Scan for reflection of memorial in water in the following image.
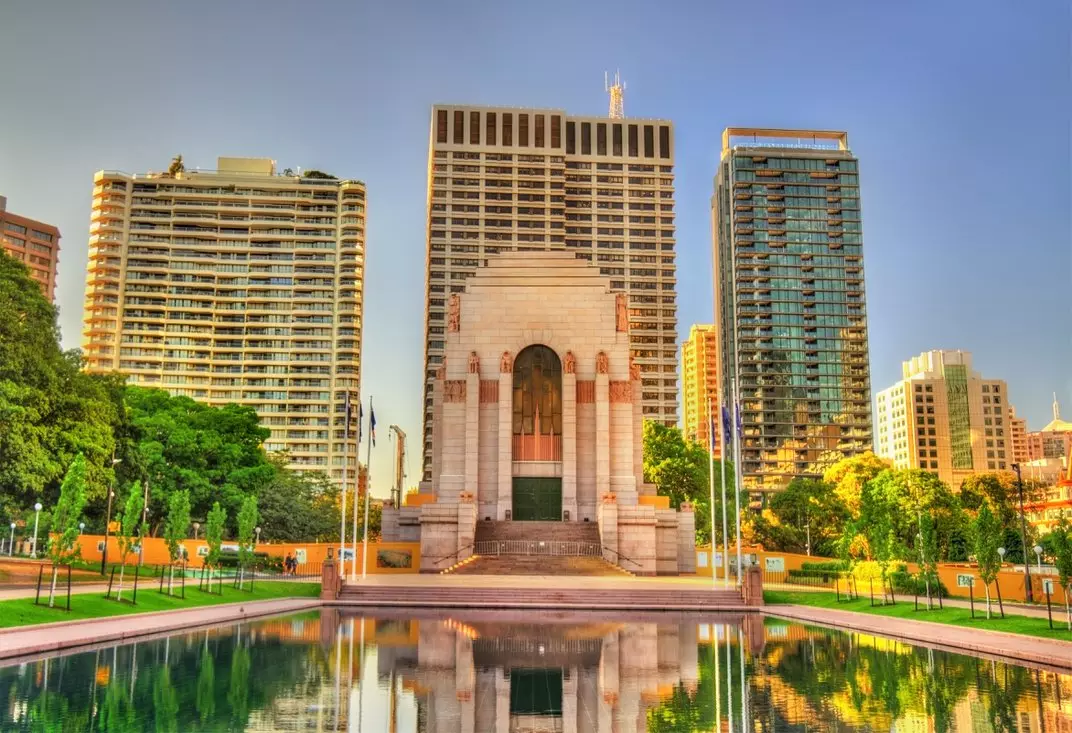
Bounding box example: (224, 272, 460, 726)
(374, 614, 719, 733)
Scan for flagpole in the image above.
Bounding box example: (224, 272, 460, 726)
(361, 397, 374, 580)
(340, 393, 350, 579)
(706, 399, 717, 590)
(719, 396, 730, 589)
(350, 394, 361, 582)
(732, 377, 743, 588)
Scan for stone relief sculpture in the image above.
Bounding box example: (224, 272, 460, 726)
(615, 293, 628, 332)
(596, 351, 609, 375)
(447, 294, 461, 332)
(629, 354, 641, 381)
(468, 351, 480, 374)
(500, 351, 513, 373)
(564, 351, 576, 374)
(444, 380, 467, 402)
(609, 381, 633, 403)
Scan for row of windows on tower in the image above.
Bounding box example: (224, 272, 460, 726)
(436, 110, 671, 159)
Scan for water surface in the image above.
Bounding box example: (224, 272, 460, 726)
(1, 609, 1068, 731)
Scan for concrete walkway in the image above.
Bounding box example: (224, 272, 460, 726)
(0, 597, 320, 661)
(767, 604, 1072, 673)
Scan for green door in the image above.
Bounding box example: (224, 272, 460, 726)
(509, 669, 563, 716)
(512, 478, 562, 521)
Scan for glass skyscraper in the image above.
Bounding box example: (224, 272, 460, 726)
(712, 128, 872, 495)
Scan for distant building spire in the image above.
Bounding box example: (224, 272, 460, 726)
(1054, 391, 1061, 421)
(605, 70, 625, 119)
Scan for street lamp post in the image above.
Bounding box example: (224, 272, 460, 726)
(1012, 463, 1033, 602)
(30, 503, 43, 558)
(1034, 544, 1044, 577)
(78, 522, 85, 536)
(192, 522, 200, 540)
(8, 522, 14, 556)
(255, 526, 261, 548)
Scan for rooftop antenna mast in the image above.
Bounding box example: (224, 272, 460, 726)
(605, 70, 625, 119)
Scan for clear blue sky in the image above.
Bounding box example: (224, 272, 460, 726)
(1, 0, 1069, 494)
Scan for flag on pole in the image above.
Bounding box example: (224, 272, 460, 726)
(734, 400, 743, 438)
(370, 401, 377, 447)
(358, 402, 364, 445)
(721, 404, 732, 442)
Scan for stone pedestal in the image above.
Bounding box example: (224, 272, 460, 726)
(320, 556, 340, 600)
(743, 564, 764, 606)
(420, 504, 460, 572)
(676, 503, 697, 574)
(616, 505, 657, 575)
(597, 494, 618, 565)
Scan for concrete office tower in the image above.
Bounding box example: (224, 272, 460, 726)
(0, 195, 61, 300)
(81, 157, 366, 483)
(712, 128, 871, 494)
(680, 324, 721, 455)
(421, 105, 678, 478)
(1008, 406, 1029, 465)
(875, 350, 1011, 487)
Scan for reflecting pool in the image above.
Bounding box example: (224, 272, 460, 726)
(1, 609, 1069, 731)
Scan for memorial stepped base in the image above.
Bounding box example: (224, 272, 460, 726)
(337, 583, 747, 611)
(474, 520, 602, 545)
(445, 555, 632, 577)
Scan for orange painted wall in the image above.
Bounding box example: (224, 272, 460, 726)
(73, 535, 421, 574)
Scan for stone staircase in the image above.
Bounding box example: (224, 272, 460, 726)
(474, 520, 601, 544)
(447, 555, 631, 577)
(336, 583, 746, 610)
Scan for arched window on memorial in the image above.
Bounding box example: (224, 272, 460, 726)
(512, 345, 563, 461)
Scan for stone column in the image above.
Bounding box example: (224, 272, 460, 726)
(562, 351, 578, 521)
(456, 631, 475, 733)
(631, 358, 647, 494)
(464, 353, 480, 495)
(598, 494, 618, 566)
(595, 351, 610, 498)
(497, 352, 513, 520)
(676, 503, 697, 574)
(563, 666, 579, 733)
(431, 369, 444, 489)
(494, 669, 510, 731)
(599, 631, 619, 733)
(678, 623, 699, 693)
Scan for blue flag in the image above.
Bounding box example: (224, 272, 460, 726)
(734, 401, 743, 437)
(721, 405, 732, 440)
(369, 401, 377, 447)
(358, 402, 364, 445)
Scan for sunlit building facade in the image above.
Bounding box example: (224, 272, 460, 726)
(0, 195, 61, 301)
(712, 128, 871, 494)
(81, 157, 366, 483)
(681, 324, 721, 454)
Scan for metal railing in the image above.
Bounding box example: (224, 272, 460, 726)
(473, 540, 602, 557)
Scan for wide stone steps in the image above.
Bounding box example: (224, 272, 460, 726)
(447, 555, 631, 577)
(475, 520, 602, 543)
(336, 584, 746, 611)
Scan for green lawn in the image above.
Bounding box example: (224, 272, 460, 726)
(765, 589, 1072, 642)
(0, 580, 320, 629)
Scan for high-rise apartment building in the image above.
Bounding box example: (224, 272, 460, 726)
(82, 157, 366, 483)
(0, 195, 61, 300)
(1008, 406, 1029, 465)
(875, 350, 1010, 487)
(681, 324, 721, 454)
(421, 105, 678, 478)
(712, 128, 871, 493)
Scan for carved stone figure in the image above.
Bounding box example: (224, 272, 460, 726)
(615, 293, 628, 332)
(609, 381, 633, 403)
(564, 351, 576, 374)
(629, 355, 641, 381)
(444, 380, 466, 402)
(500, 351, 513, 373)
(447, 294, 461, 332)
(468, 351, 480, 374)
(596, 351, 609, 375)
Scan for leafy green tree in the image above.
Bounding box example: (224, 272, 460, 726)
(114, 486, 146, 601)
(864, 469, 967, 561)
(822, 452, 889, 519)
(918, 512, 940, 609)
(205, 501, 227, 585)
(643, 420, 736, 545)
(45, 454, 89, 606)
(750, 478, 847, 556)
(164, 489, 191, 594)
(973, 504, 1001, 618)
(196, 643, 216, 723)
(236, 495, 259, 585)
(1048, 519, 1072, 629)
(0, 252, 118, 517)
(255, 463, 341, 541)
(124, 387, 274, 533)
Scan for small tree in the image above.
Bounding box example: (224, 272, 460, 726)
(973, 504, 1001, 619)
(46, 455, 89, 607)
(163, 490, 191, 595)
(866, 501, 897, 603)
(204, 502, 226, 592)
(114, 486, 146, 602)
(919, 512, 940, 609)
(1049, 520, 1072, 630)
(235, 495, 259, 589)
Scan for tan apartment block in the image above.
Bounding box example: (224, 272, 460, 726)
(681, 324, 721, 455)
(81, 157, 366, 483)
(1008, 406, 1029, 465)
(421, 105, 678, 478)
(0, 195, 61, 300)
(876, 350, 1010, 488)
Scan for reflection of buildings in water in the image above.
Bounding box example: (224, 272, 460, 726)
(380, 617, 705, 733)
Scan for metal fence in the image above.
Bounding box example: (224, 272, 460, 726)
(473, 540, 603, 557)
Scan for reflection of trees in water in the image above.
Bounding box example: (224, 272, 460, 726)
(0, 623, 331, 731)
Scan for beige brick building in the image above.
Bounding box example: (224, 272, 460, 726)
(875, 350, 1010, 487)
(681, 324, 721, 455)
(1009, 406, 1029, 465)
(385, 253, 695, 575)
(421, 105, 679, 480)
(81, 157, 366, 483)
(0, 195, 61, 301)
